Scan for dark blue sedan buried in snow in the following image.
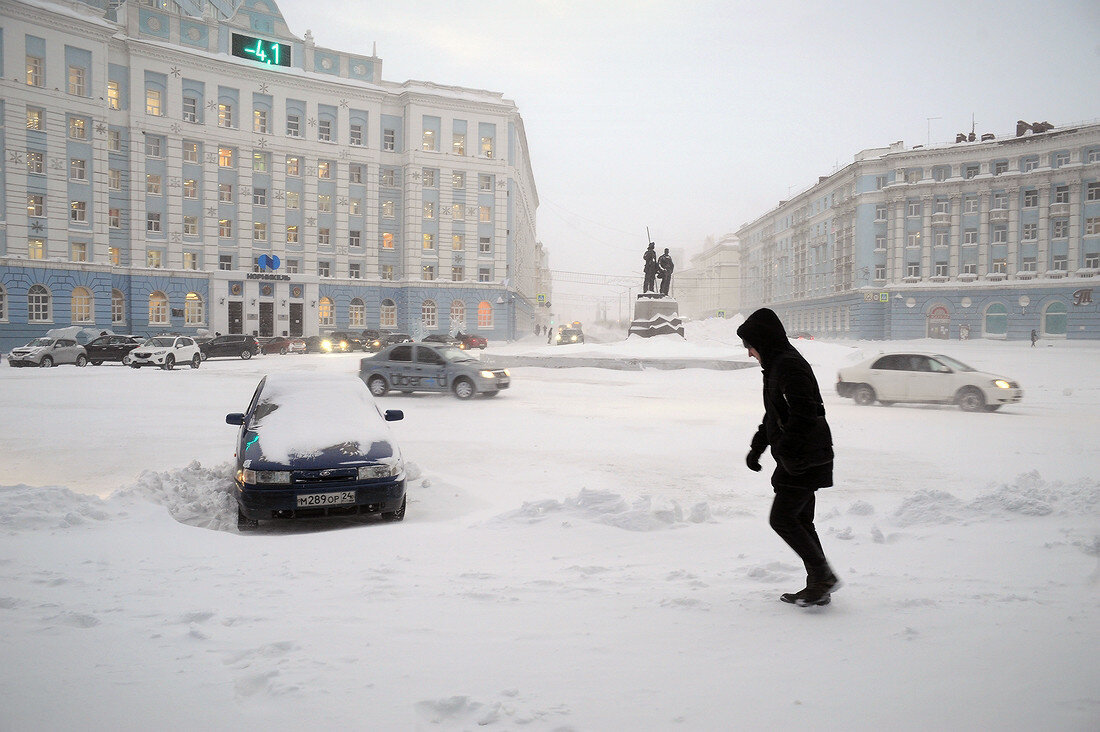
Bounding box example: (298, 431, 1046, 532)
(226, 373, 407, 530)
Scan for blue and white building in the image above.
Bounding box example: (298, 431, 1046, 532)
(737, 121, 1100, 340)
(0, 0, 541, 351)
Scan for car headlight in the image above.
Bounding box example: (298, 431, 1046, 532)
(357, 463, 401, 480)
(992, 379, 1012, 389)
(479, 370, 496, 379)
(321, 339, 333, 352)
(571, 335, 578, 342)
(239, 468, 292, 485)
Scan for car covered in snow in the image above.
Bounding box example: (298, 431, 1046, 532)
(226, 374, 407, 529)
(124, 335, 202, 370)
(359, 343, 509, 399)
(6, 337, 88, 367)
(836, 352, 1023, 412)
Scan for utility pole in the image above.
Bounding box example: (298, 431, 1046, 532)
(926, 116, 941, 146)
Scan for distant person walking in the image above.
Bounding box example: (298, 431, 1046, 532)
(1031, 329, 1039, 347)
(737, 308, 840, 607)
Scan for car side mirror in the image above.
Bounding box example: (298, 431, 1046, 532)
(384, 409, 404, 422)
(225, 413, 245, 425)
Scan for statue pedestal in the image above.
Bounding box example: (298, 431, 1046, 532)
(629, 296, 685, 338)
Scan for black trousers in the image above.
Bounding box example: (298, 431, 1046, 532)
(769, 488, 827, 573)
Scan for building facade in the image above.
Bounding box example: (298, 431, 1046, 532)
(676, 234, 740, 321)
(0, 0, 541, 351)
(737, 121, 1100, 340)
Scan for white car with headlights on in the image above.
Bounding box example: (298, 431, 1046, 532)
(124, 335, 202, 370)
(836, 352, 1022, 412)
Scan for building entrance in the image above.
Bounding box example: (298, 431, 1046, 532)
(289, 303, 303, 337)
(259, 302, 274, 337)
(228, 301, 243, 334)
(926, 305, 950, 339)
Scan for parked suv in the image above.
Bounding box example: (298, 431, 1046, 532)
(7, 337, 88, 367)
(124, 335, 202, 369)
(199, 334, 260, 361)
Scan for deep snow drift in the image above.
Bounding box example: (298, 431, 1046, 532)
(1, 321, 1097, 730)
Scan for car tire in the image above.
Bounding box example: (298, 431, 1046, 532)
(279, 347, 287, 355)
(199, 351, 208, 361)
(382, 495, 406, 522)
(76, 355, 88, 367)
(983, 404, 1002, 412)
(241, 350, 252, 360)
(91, 360, 102, 366)
(853, 384, 876, 406)
(130, 363, 140, 369)
(957, 387, 986, 412)
(190, 354, 201, 369)
(40, 356, 53, 368)
(237, 506, 259, 531)
(163, 354, 175, 370)
(453, 378, 475, 400)
(367, 375, 389, 397)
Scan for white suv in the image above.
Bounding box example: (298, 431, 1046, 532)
(124, 336, 202, 370)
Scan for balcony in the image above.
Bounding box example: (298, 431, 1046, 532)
(989, 208, 1008, 223)
(1049, 202, 1070, 217)
(931, 212, 951, 227)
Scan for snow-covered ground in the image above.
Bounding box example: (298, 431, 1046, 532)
(1, 321, 1097, 730)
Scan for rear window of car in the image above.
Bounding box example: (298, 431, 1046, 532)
(871, 355, 904, 370)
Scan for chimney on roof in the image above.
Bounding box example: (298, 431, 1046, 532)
(968, 132, 976, 142)
(981, 133, 995, 141)
(1016, 120, 1032, 137)
(956, 133, 967, 143)
(1032, 121, 1054, 133)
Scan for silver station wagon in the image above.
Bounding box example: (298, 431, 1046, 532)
(359, 343, 510, 399)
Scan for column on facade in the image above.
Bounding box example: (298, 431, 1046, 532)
(5, 101, 30, 256)
(1037, 186, 1050, 273)
(1006, 185, 1020, 273)
(978, 191, 991, 275)
(920, 196, 932, 278)
(438, 170, 453, 285)
(302, 155, 319, 274)
(891, 199, 905, 281)
(1067, 174, 1082, 270)
(495, 176, 509, 287)
(270, 145, 286, 271)
(202, 141, 221, 270)
(47, 103, 70, 259)
(364, 161, 379, 278)
(92, 112, 112, 266)
(238, 146, 255, 274)
(949, 193, 962, 276)
(165, 130, 183, 269)
(334, 156, 350, 278)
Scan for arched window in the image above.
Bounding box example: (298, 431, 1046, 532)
(477, 300, 493, 328)
(111, 289, 125, 324)
(1042, 301, 1067, 336)
(349, 298, 365, 328)
(449, 300, 466, 331)
(149, 291, 169, 325)
(421, 299, 437, 329)
(28, 285, 51, 323)
(983, 302, 1007, 337)
(70, 287, 93, 323)
(318, 296, 334, 326)
(184, 292, 204, 325)
(380, 299, 396, 328)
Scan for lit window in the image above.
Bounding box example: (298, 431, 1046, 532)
(478, 301, 493, 327)
(146, 88, 163, 116)
(27, 194, 45, 217)
(147, 250, 163, 268)
(108, 81, 121, 110)
(452, 234, 465, 251)
(423, 233, 435, 250)
(253, 222, 267, 241)
(481, 136, 493, 158)
(423, 128, 436, 152)
(452, 133, 465, 156)
(26, 56, 44, 87)
(286, 156, 300, 176)
(69, 66, 86, 96)
(183, 179, 197, 198)
(26, 107, 44, 131)
(183, 141, 199, 163)
(421, 265, 435, 281)
(382, 232, 394, 249)
(218, 103, 233, 128)
(219, 219, 232, 238)
(452, 204, 465, 221)
(451, 266, 464, 282)
(28, 239, 46, 259)
(219, 147, 234, 167)
(27, 152, 44, 174)
(70, 200, 88, 223)
(318, 228, 330, 246)
(424, 201, 435, 219)
(70, 159, 87, 181)
(109, 208, 121, 228)
(147, 174, 162, 195)
(185, 293, 204, 325)
(318, 161, 331, 179)
(254, 109, 268, 134)
(286, 225, 299, 244)
(286, 191, 299, 209)
(108, 131, 121, 152)
(479, 206, 491, 223)
(109, 248, 120, 266)
(69, 117, 87, 139)
(318, 194, 332, 212)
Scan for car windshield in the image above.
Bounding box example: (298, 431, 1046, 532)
(28, 338, 54, 347)
(934, 355, 975, 372)
(440, 347, 477, 363)
(143, 337, 176, 347)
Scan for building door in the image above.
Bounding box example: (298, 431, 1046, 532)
(228, 301, 243, 334)
(289, 303, 303, 337)
(926, 305, 950, 339)
(259, 302, 274, 337)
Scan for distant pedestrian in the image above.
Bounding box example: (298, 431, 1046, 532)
(1031, 329, 1038, 347)
(737, 308, 840, 607)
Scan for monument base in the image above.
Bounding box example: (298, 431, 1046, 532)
(629, 296, 685, 338)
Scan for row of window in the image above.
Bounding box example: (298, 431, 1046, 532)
(0, 287, 498, 332)
(889, 149, 1100, 186)
(874, 218, 1100, 249)
(874, 182, 1100, 220)
(873, 252, 1096, 281)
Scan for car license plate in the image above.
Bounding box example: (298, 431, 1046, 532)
(297, 490, 356, 507)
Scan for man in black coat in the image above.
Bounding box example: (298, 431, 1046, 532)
(736, 308, 840, 607)
(643, 242, 659, 293)
(657, 248, 674, 296)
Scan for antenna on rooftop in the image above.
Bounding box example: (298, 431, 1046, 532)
(926, 116, 941, 146)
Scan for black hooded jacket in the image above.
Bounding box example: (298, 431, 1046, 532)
(736, 308, 833, 489)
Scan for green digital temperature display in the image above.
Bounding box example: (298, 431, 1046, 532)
(231, 33, 291, 67)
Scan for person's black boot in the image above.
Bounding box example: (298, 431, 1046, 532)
(796, 566, 840, 607)
(780, 588, 831, 606)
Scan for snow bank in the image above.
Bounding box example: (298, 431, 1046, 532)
(495, 488, 711, 531)
(893, 471, 1100, 526)
(121, 460, 239, 531)
(0, 484, 114, 532)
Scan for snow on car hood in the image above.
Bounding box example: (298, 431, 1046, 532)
(248, 374, 400, 464)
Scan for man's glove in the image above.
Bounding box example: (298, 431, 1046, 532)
(746, 451, 762, 472)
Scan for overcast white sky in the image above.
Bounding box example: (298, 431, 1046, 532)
(275, 0, 1100, 319)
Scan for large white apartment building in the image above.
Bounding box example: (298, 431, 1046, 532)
(0, 0, 541, 350)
